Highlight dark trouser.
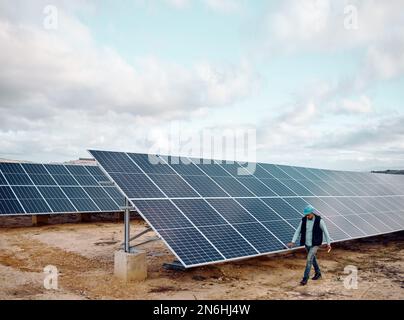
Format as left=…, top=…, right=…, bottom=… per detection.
left=303, top=245, right=321, bottom=280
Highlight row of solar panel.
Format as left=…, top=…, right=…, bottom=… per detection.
left=0, top=163, right=125, bottom=215
left=89, top=150, right=404, bottom=268
left=132, top=197, right=404, bottom=266
left=89, top=151, right=404, bottom=200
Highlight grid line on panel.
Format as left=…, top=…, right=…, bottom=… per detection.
left=38, top=186, right=77, bottom=213
left=158, top=227, right=225, bottom=266
left=0, top=186, right=26, bottom=214
left=127, top=153, right=177, bottom=175
left=211, top=160, right=306, bottom=248
left=42, top=165, right=80, bottom=212
left=198, top=225, right=258, bottom=259
left=63, top=166, right=102, bottom=211
left=0, top=163, right=33, bottom=186
left=126, top=155, right=229, bottom=261
left=11, top=186, right=53, bottom=214
left=159, top=157, right=282, bottom=257
left=65, top=165, right=100, bottom=187
left=262, top=198, right=303, bottom=220
left=232, top=222, right=286, bottom=253
left=22, top=164, right=57, bottom=186
left=19, top=165, right=54, bottom=214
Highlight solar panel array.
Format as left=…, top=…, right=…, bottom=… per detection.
left=89, top=150, right=404, bottom=268
left=0, top=162, right=126, bottom=215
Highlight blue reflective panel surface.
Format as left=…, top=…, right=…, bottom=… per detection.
left=0, top=186, right=25, bottom=214
left=232, top=223, right=285, bottom=252
left=128, top=153, right=176, bottom=175
left=321, top=218, right=350, bottom=241
left=327, top=215, right=366, bottom=238
left=261, top=220, right=297, bottom=245
left=207, top=199, right=256, bottom=224
left=133, top=199, right=193, bottom=230
left=89, top=150, right=143, bottom=174
left=158, top=227, right=224, bottom=266
left=279, top=179, right=314, bottom=196
left=167, top=158, right=205, bottom=176
left=198, top=225, right=258, bottom=259
left=211, top=176, right=255, bottom=197
left=236, top=177, right=278, bottom=197
left=61, top=187, right=99, bottom=212
left=259, top=164, right=290, bottom=180
left=259, top=179, right=297, bottom=196
left=38, top=186, right=77, bottom=213
left=83, top=187, right=119, bottom=211
left=344, top=215, right=379, bottom=235
left=0, top=173, right=8, bottom=185
left=181, top=175, right=228, bottom=197
left=235, top=198, right=283, bottom=222
left=110, top=173, right=165, bottom=199
left=173, top=199, right=228, bottom=226
left=11, top=186, right=52, bottom=213
left=262, top=198, right=302, bottom=220
left=148, top=174, right=199, bottom=198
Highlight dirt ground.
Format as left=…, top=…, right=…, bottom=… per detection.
left=0, top=216, right=403, bottom=300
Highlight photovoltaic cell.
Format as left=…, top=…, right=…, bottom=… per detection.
left=235, top=177, right=277, bottom=197
left=38, top=186, right=77, bottom=213
left=262, top=198, right=302, bottom=220
left=259, top=178, right=297, bottom=196
left=207, top=199, right=257, bottom=224
left=235, top=198, right=283, bottom=222
left=133, top=199, right=193, bottom=230
left=172, top=199, right=228, bottom=227
left=0, top=186, right=25, bottom=214
left=232, top=223, right=285, bottom=252
left=158, top=227, right=224, bottom=266
left=261, top=220, right=297, bottom=245
left=211, top=176, right=255, bottom=197
left=198, top=224, right=258, bottom=259
left=181, top=175, right=229, bottom=197
left=148, top=174, right=200, bottom=198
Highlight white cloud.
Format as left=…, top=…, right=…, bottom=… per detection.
left=340, top=95, right=372, bottom=114
left=0, top=5, right=260, bottom=162
left=203, top=0, right=243, bottom=13
left=265, top=0, right=404, bottom=53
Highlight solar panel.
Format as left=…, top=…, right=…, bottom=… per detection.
left=89, top=150, right=404, bottom=268
left=0, top=162, right=127, bottom=216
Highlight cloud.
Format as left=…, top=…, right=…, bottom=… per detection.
left=265, top=0, right=404, bottom=53
left=0, top=4, right=260, bottom=161
left=203, top=0, right=243, bottom=13
left=0, top=16, right=259, bottom=120
left=340, top=95, right=372, bottom=114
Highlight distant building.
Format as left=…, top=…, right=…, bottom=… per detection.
left=372, top=170, right=404, bottom=175
left=63, top=158, right=97, bottom=165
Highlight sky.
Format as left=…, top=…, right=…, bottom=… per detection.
left=0, top=0, right=403, bottom=171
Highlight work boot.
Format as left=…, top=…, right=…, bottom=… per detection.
left=300, top=278, right=308, bottom=286
left=312, top=273, right=322, bottom=280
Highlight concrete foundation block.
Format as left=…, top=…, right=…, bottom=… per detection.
left=32, top=215, right=49, bottom=226
left=114, top=249, right=147, bottom=282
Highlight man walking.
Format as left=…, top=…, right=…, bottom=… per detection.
left=288, top=205, right=332, bottom=286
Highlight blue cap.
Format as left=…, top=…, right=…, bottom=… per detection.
left=304, top=205, right=314, bottom=215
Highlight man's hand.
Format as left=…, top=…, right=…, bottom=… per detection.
left=325, top=244, right=332, bottom=252
left=287, top=242, right=295, bottom=248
